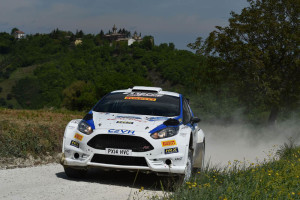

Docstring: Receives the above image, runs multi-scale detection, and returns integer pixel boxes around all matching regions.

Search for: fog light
[74,153,80,159]
[165,159,172,165]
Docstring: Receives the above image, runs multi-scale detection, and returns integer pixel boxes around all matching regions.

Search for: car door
[182,97,197,151]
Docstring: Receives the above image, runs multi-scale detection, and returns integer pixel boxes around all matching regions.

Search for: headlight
[150,127,178,139]
[78,120,93,135]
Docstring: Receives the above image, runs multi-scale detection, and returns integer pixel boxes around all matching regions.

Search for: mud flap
[193,142,205,169]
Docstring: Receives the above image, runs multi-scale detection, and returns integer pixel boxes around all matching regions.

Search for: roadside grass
[154,141,300,200]
[0,108,83,158]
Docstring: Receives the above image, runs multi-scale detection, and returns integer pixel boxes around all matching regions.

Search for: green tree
[190,0,300,123]
[62,81,97,111]
[10,28,19,35]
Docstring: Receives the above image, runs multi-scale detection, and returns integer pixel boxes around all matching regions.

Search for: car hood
[92,112,171,133]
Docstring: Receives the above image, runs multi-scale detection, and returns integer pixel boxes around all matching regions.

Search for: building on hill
[104,24,144,46]
[13,30,25,39]
[104,24,128,42]
[128,31,143,46]
[74,38,82,46]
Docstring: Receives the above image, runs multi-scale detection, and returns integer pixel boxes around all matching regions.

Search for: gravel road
[0,164,165,200]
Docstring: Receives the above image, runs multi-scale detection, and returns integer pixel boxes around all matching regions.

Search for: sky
[0,0,248,50]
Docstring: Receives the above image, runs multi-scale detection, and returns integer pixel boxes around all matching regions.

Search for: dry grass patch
[0,108,83,160]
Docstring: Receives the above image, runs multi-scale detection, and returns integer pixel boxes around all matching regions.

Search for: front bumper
[61,133,188,175]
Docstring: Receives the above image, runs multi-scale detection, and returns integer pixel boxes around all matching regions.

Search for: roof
[15,31,25,34]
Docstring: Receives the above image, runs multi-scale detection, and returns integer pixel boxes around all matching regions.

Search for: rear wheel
[64,167,87,178]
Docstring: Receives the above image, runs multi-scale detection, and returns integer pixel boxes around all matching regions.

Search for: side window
[182,98,192,124]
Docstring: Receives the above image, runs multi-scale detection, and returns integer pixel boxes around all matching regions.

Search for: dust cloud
[200,119,300,167]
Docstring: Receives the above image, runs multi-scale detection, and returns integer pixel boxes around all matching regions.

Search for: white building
[14,31,25,39]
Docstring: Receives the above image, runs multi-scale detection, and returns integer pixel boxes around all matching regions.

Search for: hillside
[0,29,299,123]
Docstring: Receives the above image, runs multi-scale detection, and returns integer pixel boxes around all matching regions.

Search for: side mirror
[191,117,201,124]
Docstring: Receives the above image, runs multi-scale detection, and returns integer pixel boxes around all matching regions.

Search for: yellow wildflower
[139,186,144,192]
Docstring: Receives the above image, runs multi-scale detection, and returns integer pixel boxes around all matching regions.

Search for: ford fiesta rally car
[61,86,205,181]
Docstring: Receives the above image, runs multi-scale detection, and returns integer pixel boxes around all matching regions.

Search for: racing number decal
[161,140,177,147]
[74,133,83,141]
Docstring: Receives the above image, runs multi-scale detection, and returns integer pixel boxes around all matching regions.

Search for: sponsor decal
[116,121,134,124]
[174,157,182,161]
[124,96,156,101]
[70,140,79,148]
[126,92,163,97]
[74,133,83,141]
[108,116,142,122]
[117,116,141,120]
[108,129,135,135]
[146,116,169,121]
[164,147,179,154]
[161,140,177,147]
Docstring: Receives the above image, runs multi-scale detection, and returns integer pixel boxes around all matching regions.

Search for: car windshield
[93,92,180,117]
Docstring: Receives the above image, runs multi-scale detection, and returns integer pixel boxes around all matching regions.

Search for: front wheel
[179,149,194,183]
[64,167,87,179]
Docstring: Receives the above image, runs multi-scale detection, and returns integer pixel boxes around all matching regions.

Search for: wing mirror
[191,117,201,124]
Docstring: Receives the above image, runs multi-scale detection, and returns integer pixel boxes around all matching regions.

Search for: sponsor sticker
[124,96,156,101]
[108,129,135,135]
[146,116,169,121]
[161,140,177,147]
[164,147,179,154]
[116,121,134,124]
[126,92,163,97]
[70,140,79,148]
[108,116,142,122]
[74,133,83,141]
[175,157,183,161]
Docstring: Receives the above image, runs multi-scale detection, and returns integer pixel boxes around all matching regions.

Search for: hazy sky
[0,0,248,50]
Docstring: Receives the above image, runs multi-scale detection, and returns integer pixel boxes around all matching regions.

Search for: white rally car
[61,86,205,181]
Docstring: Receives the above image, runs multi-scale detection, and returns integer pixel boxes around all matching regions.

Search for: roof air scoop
[131,86,162,93]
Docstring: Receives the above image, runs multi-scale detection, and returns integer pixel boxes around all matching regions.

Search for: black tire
[178,149,194,184]
[64,167,87,179]
[184,149,194,181]
[200,141,205,171]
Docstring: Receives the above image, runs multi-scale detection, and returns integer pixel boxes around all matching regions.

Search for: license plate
[105,148,132,156]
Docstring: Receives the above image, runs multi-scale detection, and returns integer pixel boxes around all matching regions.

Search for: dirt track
[0,122,299,200]
[0,164,166,200]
